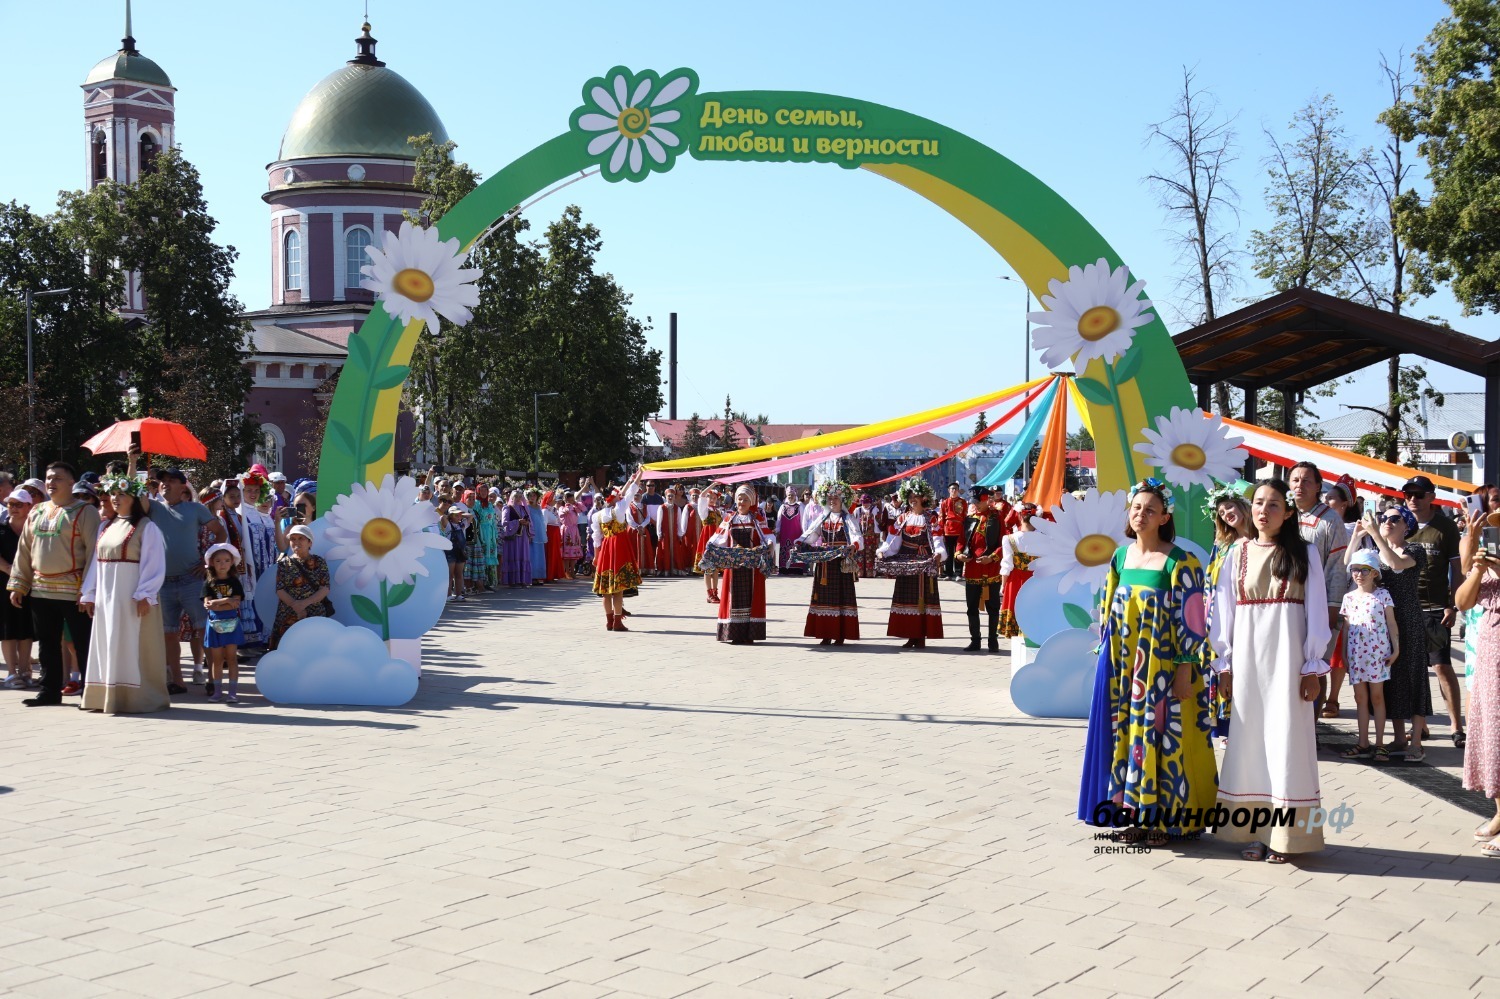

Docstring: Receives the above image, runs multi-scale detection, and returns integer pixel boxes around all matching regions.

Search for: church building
[83,6,442,476]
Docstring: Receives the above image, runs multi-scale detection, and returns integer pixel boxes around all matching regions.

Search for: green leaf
[1074,377,1114,406]
[346,333,372,370]
[363,434,394,462]
[386,581,415,607]
[1063,603,1094,629]
[372,365,410,390]
[1112,343,1144,384]
[328,421,358,456]
[351,595,382,625]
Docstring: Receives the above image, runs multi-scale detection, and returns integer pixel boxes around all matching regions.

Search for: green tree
[972,411,993,443]
[729,408,769,446]
[719,395,740,451]
[675,412,709,458]
[1248,96,1380,435]
[1393,0,1500,313]
[1065,427,1095,451]
[58,148,258,477]
[0,201,130,474]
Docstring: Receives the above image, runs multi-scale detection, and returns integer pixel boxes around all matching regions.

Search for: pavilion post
[1487,362,1500,485]
[1196,381,1210,411]
[1243,387,1259,479]
[1281,388,1295,435]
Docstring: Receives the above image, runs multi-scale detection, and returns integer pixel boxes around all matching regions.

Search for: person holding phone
[1456,508,1500,855]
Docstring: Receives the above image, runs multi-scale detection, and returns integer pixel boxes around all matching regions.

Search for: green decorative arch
[318,67,1212,543]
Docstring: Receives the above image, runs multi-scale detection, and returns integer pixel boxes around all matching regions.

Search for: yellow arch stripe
[646,376,1049,470]
[862,163,1140,492]
[366,319,423,483]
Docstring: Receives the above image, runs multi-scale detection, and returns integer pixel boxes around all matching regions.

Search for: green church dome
[84,48,172,88]
[277,25,448,162]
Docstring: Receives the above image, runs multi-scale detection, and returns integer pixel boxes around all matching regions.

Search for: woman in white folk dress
[78,479,170,714]
[1209,478,1330,862]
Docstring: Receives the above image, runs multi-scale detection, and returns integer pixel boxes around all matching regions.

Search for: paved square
[2,574,1495,998]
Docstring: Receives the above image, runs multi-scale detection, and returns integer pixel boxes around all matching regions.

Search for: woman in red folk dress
[591,469,644,632]
[708,485,775,644]
[878,477,946,648]
[799,479,861,645]
[998,501,1040,639]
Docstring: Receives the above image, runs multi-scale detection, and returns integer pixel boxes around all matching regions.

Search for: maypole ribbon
[1023,372,1069,509]
[644,377,1050,472]
[975,379,1060,488]
[850,377,1057,490]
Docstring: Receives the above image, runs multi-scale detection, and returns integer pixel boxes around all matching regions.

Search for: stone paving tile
[1,575,1496,998]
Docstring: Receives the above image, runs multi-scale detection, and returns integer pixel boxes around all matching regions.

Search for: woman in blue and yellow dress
[1078,479,1216,847]
[1203,483,1254,741]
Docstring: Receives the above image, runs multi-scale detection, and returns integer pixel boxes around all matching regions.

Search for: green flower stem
[1105,360,1138,485]
[379,578,390,643]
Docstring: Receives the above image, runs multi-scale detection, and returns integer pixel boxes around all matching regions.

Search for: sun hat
[203,542,242,567]
[286,525,314,542]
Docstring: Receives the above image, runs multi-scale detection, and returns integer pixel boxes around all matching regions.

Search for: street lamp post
[24,287,74,480]
[997,275,1033,483]
[533,391,559,481]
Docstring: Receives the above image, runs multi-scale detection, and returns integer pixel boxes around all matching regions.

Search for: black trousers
[965,582,1000,640]
[943,536,962,579]
[31,596,93,698]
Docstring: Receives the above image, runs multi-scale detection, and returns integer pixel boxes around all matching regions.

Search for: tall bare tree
[1334,52,1441,464]
[1145,66,1242,416]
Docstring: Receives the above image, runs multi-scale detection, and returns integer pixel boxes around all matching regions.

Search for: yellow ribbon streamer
[645,376,1052,471]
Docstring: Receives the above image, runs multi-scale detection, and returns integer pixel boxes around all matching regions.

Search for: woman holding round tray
[794,479,862,646]
[703,484,776,644]
[877,477,946,648]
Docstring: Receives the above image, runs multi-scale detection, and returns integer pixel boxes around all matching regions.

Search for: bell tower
[81,1,176,315]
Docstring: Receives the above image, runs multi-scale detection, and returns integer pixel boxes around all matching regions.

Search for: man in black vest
[955,487,1004,652]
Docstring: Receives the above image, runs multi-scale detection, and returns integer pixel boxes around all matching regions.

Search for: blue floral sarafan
[1079,546,1218,835]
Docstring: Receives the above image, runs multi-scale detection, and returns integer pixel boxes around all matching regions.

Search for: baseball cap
[1402,475,1435,495]
[269,472,287,483]
[159,468,188,483]
[1349,549,1382,573]
[5,489,34,505]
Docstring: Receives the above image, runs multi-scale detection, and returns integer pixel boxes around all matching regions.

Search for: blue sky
[6,0,1488,431]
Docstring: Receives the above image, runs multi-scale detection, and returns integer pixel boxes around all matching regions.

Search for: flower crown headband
[895,476,935,507]
[100,476,147,498]
[1204,480,1253,519]
[814,479,855,507]
[1128,477,1175,513]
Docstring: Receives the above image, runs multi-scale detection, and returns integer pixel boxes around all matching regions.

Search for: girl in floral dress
[1078,480,1214,846]
[1338,550,1399,761]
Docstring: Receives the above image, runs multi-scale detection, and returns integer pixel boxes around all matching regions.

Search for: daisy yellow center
[1077,305,1121,341]
[617,106,651,139]
[1074,533,1116,567]
[393,268,436,303]
[360,517,403,558]
[1170,443,1207,470]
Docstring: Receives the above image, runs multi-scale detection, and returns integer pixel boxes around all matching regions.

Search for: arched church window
[139,132,159,174]
[92,131,108,182]
[344,227,372,291]
[284,230,302,292]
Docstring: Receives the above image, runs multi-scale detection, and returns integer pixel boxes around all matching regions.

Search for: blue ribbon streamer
[976,379,1059,488]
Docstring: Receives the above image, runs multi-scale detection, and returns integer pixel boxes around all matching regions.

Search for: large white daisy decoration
[1133,407,1244,491]
[571,67,697,182]
[323,474,450,639]
[361,221,481,331]
[1028,259,1155,371]
[1019,489,1128,592]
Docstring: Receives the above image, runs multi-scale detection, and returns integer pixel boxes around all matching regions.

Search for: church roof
[277,25,448,162]
[84,49,172,87]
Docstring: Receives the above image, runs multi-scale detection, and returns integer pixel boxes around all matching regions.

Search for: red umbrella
[81,417,207,461]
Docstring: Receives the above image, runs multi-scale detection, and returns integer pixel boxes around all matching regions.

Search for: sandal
[1145,830,1170,848]
[1340,744,1373,760]
[1372,746,1390,763]
[1240,842,1266,862]
[1265,849,1290,865]
[1320,702,1341,719]
[1479,840,1500,859]
[1455,732,1468,749]
[1114,827,1145,844]
[1408,748,1426,763]
[1473,822,1499,843]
